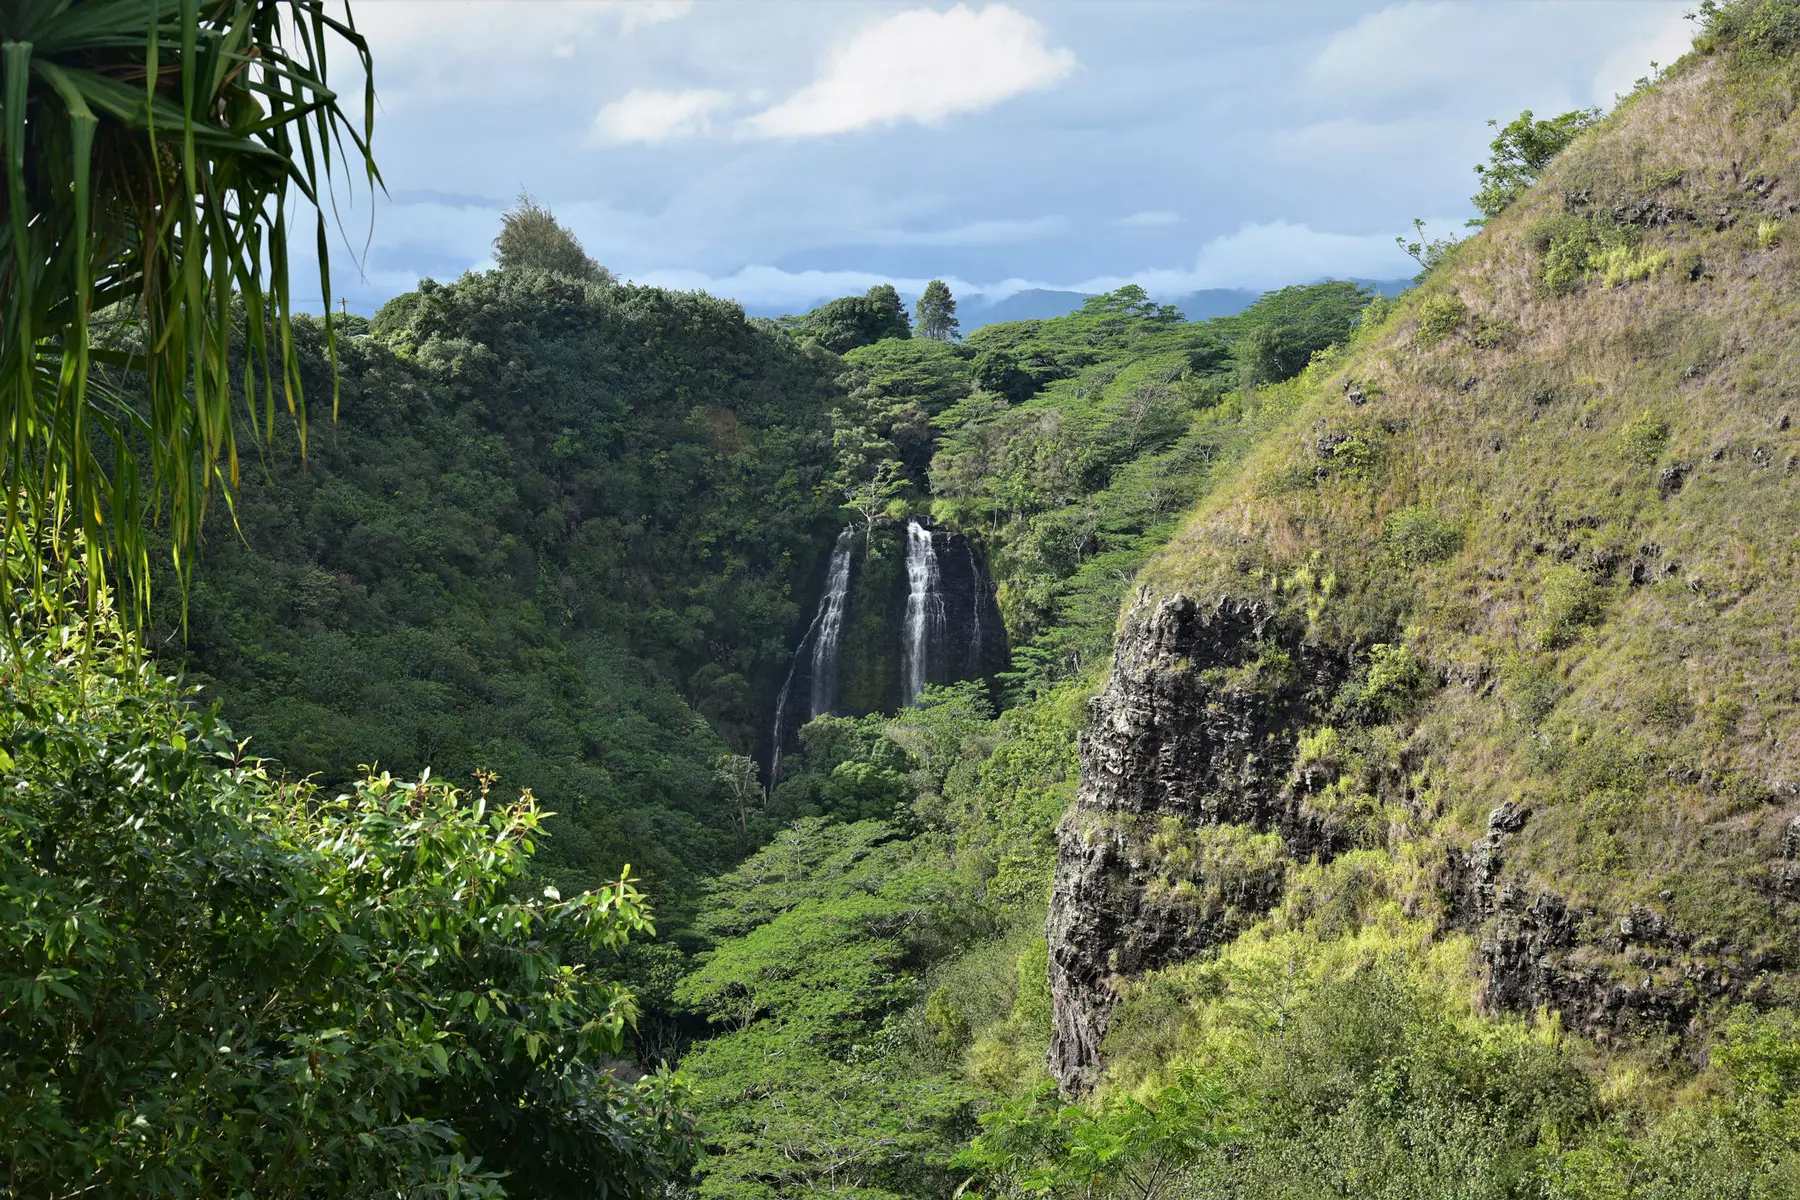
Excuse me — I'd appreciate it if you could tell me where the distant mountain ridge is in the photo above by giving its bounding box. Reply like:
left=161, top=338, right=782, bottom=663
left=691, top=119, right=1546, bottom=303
left=740, top=278, right=1414, bottom=330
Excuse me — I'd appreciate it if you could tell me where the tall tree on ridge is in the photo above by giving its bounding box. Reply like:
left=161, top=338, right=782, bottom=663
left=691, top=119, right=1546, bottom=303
left=915, top=278, right=960, bottom=341
left=494, top=190, right=615, bottom=283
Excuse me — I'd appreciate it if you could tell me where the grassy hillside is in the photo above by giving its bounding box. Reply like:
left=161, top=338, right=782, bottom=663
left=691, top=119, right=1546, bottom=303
left=1001, top=8, right=1800, bottom=1195
left=1135, top=29, right=1800, bottom=996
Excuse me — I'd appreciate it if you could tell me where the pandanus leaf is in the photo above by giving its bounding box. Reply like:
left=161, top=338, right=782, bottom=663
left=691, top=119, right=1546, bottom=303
left=0, top=0, right=381, bottom=630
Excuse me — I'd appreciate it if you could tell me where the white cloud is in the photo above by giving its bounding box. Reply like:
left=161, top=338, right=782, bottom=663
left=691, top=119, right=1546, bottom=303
left=743, top=4, right=1076, bottom=138
left=1307, top=0, right=1689, bottom=111
left=1308, top=2, right=1472, bottom=101
left=355, top=1, right=689, bottom=61
left=628, top=265, right=969, bottom=309
left=594, top=89, right=734, bottom=144
left=616, top=0, right=694, bottom=33
left=1132, top=219, right=1435, bottom=291
left=1116, top=210, right=1181, bottom=228
left=350, top=1, right=698, bottom=108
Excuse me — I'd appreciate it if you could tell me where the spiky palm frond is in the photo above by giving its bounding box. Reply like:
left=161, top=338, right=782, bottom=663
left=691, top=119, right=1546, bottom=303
left=0, top=0, right=377, bottom=623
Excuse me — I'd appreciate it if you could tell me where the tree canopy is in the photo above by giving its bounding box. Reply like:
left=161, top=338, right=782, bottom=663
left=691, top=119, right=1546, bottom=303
left=789, top=285, right=912, bottom=353
left=1470, top=107, right=1603, bottom=222
left=493, top=191, right=615, bottom=283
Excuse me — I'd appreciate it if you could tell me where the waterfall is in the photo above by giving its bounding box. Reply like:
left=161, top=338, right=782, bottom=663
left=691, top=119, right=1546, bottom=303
left=965, top=541, right=985, bottom=675
left=903, top=519, right=946, bottom=705
left=809, top=527, right=856, bottom=719
left=769, top=525, right=856, bottom=786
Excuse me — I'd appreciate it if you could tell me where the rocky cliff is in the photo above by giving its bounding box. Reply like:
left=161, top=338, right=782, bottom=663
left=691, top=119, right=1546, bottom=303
left=1047, top=594, right=1349, bottom=1089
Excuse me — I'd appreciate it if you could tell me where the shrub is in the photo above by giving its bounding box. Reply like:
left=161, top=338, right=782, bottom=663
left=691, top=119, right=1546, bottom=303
left=1529, top=213, right=1639, bottom=295
left=1596, top=245, right=1671, bottom=287
left=1414, top=293, right=1468, bottom=346
left=1504, top=655, right=1564, bottom=724
left=0, top=601, right=695, bottom=1196
left=1617, top=409, right=1672, bottom=464
left=1324, top=430, right=1379, bottom=476
left=1638, top=679, right=1695, bottom=731
left=1384, top=505, right=1464, bottom=567
left=1334, top=644, right=1430, bottom=725
left=1538, top=566, right=1605, bottom=649
left=1472, top=315, right=1520, bottom=349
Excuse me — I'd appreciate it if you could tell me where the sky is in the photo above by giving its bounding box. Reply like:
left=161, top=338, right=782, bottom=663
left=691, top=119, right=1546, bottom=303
left=301, top=0, right=1697, bottom=316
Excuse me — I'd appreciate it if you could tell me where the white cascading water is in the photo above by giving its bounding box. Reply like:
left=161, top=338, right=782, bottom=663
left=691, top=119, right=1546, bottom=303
left=809, top=526, right=857, bottom=718
left=902, top=519, right=946, bottom=704
left=768, top=525, right=856, bottom=785
left=965, top=541, right=985, bottom=674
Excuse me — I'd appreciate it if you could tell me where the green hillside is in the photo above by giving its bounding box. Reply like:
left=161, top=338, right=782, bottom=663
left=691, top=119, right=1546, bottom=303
left=669, top=8, right=1800, bottom=1197
left=162, top=269, right=844, bottom=900
left=11, top=3, right=1800, bottom=1195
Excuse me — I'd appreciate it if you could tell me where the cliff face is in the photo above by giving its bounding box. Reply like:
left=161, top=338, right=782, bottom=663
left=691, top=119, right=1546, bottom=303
left=1047, top=594, right=1348, bottom=1089
left=1046, top=52, right=1800, bottom=1091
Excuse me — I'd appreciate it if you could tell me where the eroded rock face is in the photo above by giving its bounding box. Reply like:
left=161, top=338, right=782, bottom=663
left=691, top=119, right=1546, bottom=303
left=1045, top=592, right=1347, bottom=1092
left=1447, top=803, right=1760, bottom=1041
left=1047, top=590, right=1789, bottom=1093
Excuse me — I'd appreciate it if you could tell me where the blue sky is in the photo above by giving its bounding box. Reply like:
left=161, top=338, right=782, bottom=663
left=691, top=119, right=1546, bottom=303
left=306, top=0, right=1694, bottom=315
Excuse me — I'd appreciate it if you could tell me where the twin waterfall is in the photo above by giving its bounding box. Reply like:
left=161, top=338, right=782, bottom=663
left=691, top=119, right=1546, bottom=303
left=767, top=518, right=1004, bottom=784
left=902, top=519, right=946, bottom=706
left=809, top=527, right=857, bottom=719
left=768, top=526, right=853, bottom=786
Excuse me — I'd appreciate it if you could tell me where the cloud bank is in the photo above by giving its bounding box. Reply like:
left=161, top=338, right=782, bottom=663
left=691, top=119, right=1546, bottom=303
left=624, top=219, right=1436, bottom=311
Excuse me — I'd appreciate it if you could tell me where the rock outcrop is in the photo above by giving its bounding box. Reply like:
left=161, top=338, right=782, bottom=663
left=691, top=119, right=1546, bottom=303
left=1045, top=592, right=1348, bottom=1091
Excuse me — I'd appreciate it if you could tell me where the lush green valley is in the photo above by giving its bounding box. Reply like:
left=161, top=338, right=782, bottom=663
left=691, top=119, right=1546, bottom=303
left=8, top=2, right=1800, bottom=1197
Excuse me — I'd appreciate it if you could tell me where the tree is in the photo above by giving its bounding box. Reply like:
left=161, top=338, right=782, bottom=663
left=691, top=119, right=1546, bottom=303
left=1469, top=108, right=1602, bottom=224
left=493, top=191, right=614, bottom=283
left=973, top=348, right=1036, bottom=403
left=0, top=0, right=377, bottom=621
left=828, top=411, right=908, bottom=537
left=915, top=279, right=961, bottom=341
left=715, top=753, right=764, bottom=835
left=0, top=589, right=697, bottom=1195
left=1230, top=281, right=1372, bottom=388
left=1395, top=217, right=1464, bottom=283
left=790, top=285, right=912, bottom=353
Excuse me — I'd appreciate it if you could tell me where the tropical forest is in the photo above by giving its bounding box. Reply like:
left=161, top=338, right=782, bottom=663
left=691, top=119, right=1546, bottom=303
left=4, top=1, right=1800, bottom=1197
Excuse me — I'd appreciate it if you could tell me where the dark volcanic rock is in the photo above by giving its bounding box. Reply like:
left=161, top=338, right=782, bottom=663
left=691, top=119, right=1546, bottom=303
left=1045, top=592, right=1348, bottom=1091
